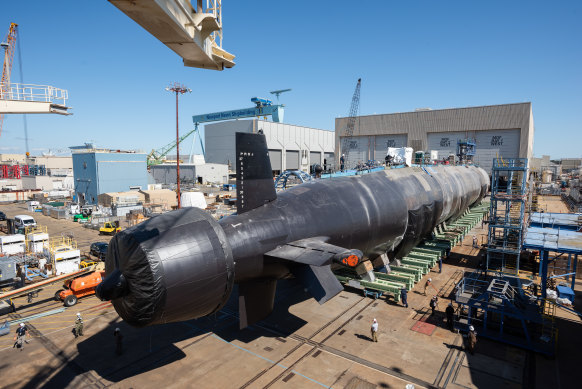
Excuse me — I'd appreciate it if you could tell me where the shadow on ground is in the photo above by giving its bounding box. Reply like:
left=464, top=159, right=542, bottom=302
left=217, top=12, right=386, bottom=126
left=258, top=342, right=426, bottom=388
left=19, top=279, right=311, bottom=388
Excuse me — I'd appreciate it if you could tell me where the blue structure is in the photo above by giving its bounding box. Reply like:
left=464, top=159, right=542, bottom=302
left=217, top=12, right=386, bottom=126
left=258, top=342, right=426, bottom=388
left=456, top=138, right=476, bottom=163
left=274, top=170, right=312, bottom=190
left=71, top=144, right=148, bottom=205
left=455, top=270, right=556, bottom=355
left=487, top=158, right=528, bottom=274
left=529, top=212, right=582, bottom=231
left=523, top=225, right=582, bottom=299
left=192, top=97, right=285, bottom=124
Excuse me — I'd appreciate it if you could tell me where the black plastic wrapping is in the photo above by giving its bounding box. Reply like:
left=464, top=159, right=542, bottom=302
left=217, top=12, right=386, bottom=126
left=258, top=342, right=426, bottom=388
left=104, top=207, right=234, bottom=327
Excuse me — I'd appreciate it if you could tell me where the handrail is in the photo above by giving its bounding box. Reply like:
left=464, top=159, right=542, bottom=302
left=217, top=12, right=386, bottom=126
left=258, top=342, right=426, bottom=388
left=0, top=82, right=68, bottom=105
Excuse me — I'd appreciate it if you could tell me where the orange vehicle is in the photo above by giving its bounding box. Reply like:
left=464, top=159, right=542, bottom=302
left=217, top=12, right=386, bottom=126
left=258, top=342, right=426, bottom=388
left=54, top=271, right=105, bottom=307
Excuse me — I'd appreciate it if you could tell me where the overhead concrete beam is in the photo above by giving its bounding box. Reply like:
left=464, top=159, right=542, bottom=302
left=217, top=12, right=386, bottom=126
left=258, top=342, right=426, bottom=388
left=0, top=100, right=71, bottom=115
left=109, top=0, right=235, bottom=70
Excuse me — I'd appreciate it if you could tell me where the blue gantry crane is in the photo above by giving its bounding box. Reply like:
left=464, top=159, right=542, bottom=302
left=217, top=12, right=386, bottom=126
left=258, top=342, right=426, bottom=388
left=147, top=97, right=285, bottom=166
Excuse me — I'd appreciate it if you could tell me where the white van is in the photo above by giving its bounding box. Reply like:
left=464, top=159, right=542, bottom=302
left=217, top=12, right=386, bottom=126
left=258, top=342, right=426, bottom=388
left=14, top=215, right=37, bottom=230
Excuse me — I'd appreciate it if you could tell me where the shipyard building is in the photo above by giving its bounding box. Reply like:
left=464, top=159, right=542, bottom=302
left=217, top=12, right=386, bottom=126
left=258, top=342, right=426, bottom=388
left=204, top=119, right=335, bottom=175
left=335, top=102, right=534, bottom=173
left=70, top=144, right=148, bottom=205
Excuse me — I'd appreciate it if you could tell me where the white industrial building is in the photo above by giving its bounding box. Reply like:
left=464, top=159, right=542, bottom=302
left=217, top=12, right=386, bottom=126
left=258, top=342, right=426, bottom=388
left=335, top=102, right=534, bottom=173
left=150, top=162, right=229, bottom=185
left=204, top=119, right=335, bottom=175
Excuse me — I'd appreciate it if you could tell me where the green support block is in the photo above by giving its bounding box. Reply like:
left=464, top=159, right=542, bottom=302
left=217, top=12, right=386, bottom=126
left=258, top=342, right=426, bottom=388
left=401, top=258, right=429, bottom=273
left=408, top=252, right=437, bottom=265
left=375, top=272, right=413, bottom=290
left=413, top=247, right=444, bottom=257
left=390, top=266, right=422, bottom=281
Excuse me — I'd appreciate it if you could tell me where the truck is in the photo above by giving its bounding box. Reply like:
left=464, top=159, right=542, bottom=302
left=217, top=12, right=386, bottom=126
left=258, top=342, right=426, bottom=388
left=55, top=270, right=105, bottom=307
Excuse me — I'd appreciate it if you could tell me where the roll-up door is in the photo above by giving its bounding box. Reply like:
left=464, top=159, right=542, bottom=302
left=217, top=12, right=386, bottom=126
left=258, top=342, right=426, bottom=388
left=286, top=150, right=299, bottom=170
left=268, top=149, right=282, bottom=171
left=310, top=151, right=321, bottom=165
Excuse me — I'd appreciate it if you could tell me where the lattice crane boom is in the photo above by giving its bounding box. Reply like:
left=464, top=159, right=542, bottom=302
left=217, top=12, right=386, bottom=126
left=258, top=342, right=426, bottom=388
left=0, top=22, right=18, bottom=137
left=342, top=78, right=361, bottom=169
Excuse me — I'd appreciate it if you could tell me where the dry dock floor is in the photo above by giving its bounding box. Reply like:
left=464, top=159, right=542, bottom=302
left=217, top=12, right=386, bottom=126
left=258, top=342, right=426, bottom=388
left=0, top=198, right=581, bottom=389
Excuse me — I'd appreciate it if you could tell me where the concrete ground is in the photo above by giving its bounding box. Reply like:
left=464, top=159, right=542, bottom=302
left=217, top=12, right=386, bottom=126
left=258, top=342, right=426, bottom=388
left=0, top=199, right=580, bottom=389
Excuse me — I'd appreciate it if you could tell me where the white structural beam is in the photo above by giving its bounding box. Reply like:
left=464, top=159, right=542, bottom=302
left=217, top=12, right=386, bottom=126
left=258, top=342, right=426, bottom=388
left=109, top=0, right=235, bottom=70
left=0, top=100, right=71, bottom=115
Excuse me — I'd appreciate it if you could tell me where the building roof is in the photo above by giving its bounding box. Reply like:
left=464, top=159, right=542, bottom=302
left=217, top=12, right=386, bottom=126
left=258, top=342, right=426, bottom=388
left=336, top=102, right=532, bottom=120
left=523, top=226, right=582, bottom=255
left=530, top=212, right=582, bottom=230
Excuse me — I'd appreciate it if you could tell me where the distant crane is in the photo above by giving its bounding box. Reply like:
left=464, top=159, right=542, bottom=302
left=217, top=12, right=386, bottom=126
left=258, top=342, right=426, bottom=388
left=147, top=126, right=204, bottom=166
left=270, top=88, right=291, bottom=102
left=342, top=78, right=361, bottom=169
left=0, top=22, right=17, bottom=137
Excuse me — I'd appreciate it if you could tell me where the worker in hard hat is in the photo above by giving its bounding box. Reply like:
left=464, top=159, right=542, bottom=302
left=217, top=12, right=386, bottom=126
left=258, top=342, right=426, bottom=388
left=74, top=313, right=84, bottom=338
left=400, top=287, right=409, bottom=308
left=370, top=318, right=378, bottom=342
left=13, top=323, right=29, bottom=350
left=423, top=278, right=432, bottom=296
left=467, top=326, right=477, bottom=355
left=429, top=295, right=439, bottom=315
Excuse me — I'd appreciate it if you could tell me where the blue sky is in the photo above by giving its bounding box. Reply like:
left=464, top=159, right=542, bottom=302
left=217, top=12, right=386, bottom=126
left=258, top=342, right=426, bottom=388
left=1, top=1, right=580, bottom=158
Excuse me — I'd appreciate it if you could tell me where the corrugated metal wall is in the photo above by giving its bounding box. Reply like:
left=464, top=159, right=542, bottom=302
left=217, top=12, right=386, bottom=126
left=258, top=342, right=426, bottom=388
left=335, top=103, right=534, bottom=171
left=324, top=152, right=335, bottom=170
left=426, top=129, right=520, bottom=173
left=373, top=134, right=408, bottom=160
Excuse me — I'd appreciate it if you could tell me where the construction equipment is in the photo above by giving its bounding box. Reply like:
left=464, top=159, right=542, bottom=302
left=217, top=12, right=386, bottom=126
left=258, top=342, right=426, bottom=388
left=1, top=23, right=71, bottom=118
left=341, top=78, right=362, bottom=170
left=148, top=96, right=286, bottom=166
left=73, top=207, right=92, bottom=222
left=109, top=0, right=235, bottom=70
left=0, top=22, right=17, bottom=137
left=99, top=221, right=121, bottom=236
left=54, top=270, right=105, bottom=307
left=0, top=264, right=101, bottom=301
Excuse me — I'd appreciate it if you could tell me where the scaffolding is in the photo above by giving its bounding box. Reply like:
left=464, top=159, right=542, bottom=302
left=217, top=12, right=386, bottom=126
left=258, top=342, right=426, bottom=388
left=487, top=158, right=528, bottom=274
left=454, top=271, right=557, bottom=355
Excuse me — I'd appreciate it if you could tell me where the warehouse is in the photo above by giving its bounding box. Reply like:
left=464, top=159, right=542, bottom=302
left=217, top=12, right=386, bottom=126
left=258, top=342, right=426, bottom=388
left=204, top=119, right=335, bottom=175
left=335, top=102, right=534, bottom=173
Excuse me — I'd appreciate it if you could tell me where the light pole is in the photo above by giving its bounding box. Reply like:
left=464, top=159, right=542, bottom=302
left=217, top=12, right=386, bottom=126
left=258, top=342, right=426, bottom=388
left=165, top=83, right=191, bottom=209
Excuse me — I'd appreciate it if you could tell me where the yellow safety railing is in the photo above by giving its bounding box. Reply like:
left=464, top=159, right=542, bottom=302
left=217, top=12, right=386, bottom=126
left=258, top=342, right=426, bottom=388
left=48, top=236, right=78, bottom=252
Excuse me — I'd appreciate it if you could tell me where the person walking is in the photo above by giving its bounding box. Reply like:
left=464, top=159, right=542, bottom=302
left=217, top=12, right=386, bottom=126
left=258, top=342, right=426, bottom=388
left=430, top=296, right=438, bottom=315
left=467, top=326, right=477, bottom=355
left=114, top=328, right=123, bottom=355
left=340, top=154, right=345, bottom=172
left=446, top=303, right=455, bottom=331
left=423, top=278, right=432, bottom=296
left=74, top=313, right=84, bottom=338
left=13, top=323, right=29, bottom=350
left=438, top=256, right=443, bottom=273
left=400, top=287, right=408, bottom=308
left=370, top=318, right=378, bottom=342
left=472, top=235, right=478, bottom=249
